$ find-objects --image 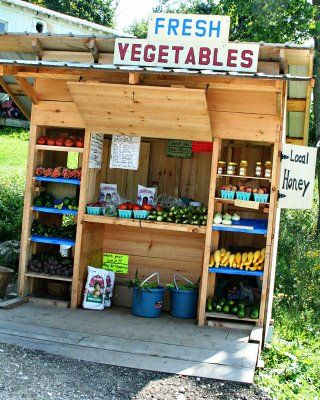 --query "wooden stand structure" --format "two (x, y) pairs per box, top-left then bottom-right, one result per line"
(0, 35), (313, 340)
